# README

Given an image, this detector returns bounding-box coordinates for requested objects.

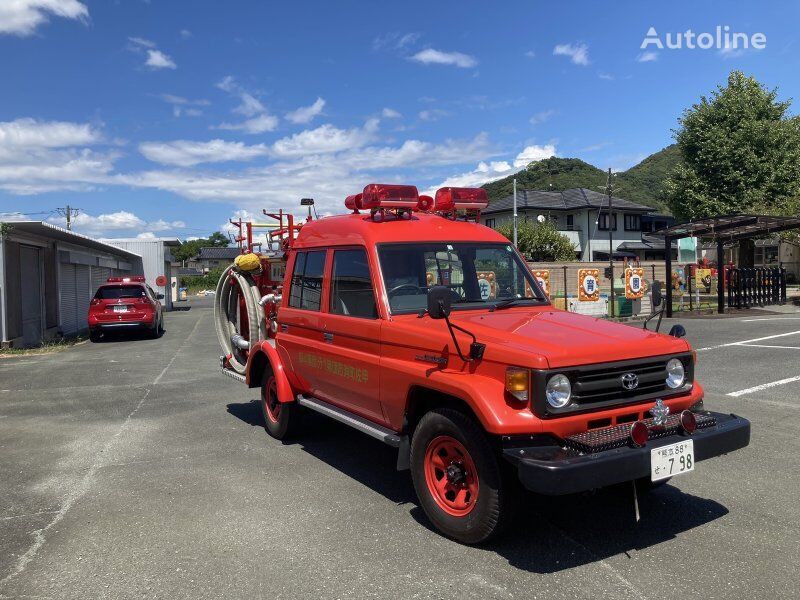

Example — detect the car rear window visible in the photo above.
[94,285,146,300]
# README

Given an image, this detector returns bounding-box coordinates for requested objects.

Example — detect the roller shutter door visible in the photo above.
[91,266,111,296]
[75,264,91,332]
[59,263,78,335]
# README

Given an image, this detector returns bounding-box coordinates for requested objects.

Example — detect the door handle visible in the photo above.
[323,332,334,344]
[280,323,289,332]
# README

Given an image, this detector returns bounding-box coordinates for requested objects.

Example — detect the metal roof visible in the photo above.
[653,214,800,241]
[618,234,678,251]
[1,221,141,259]
[483,187,656,215]
[101,237,182,246]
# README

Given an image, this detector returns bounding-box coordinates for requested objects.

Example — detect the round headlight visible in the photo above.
[546,374,572,408]
[666,358,685,389]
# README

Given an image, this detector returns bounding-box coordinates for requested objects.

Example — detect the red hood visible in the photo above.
[446,307,690,368]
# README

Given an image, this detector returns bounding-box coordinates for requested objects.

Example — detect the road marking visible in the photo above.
[153,312,205,385]
[695,330,800,352]
[740,317,800,322]
[727,375,800,397]
[738,344,800,350]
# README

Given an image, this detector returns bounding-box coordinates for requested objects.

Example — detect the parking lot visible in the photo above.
[1,300,799,599]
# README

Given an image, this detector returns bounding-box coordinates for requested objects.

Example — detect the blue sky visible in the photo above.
[1,0,799,240]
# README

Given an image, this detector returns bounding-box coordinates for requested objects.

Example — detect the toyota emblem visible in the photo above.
[621,372,639,390]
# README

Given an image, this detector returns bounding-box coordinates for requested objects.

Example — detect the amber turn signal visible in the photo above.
[505,367,530,402]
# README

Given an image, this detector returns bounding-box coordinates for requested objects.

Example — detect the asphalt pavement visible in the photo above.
[1,299,798,599]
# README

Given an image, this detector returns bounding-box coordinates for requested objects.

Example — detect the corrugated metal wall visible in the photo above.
[59,263,79,335]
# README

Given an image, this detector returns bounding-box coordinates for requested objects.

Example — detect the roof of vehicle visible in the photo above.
[293,212,510,249]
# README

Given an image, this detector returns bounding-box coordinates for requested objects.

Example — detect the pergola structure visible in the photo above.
[653,214,800,317]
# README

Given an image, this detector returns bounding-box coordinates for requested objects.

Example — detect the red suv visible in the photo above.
[88,277,164,341]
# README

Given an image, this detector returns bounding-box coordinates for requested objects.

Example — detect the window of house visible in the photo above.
[598,213,617,231]
[288,250,325,310]
[624,214,641,231]
[484,218,496,228]
[764,245,779,264]
[566,214,574,230]
[330,249,378,319]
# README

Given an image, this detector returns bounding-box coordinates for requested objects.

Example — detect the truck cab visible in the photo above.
[226,184,750,544]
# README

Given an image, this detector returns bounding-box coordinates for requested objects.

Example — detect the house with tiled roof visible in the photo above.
[480,188,676,261]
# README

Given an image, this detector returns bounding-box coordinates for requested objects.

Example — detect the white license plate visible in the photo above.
[113,305,128,313]
[650,439,694,482]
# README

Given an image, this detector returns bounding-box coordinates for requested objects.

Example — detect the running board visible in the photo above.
[220,367,246,384]
[296,395,405,448]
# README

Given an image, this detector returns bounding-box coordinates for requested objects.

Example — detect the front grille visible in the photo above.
[532,353,694,417]
[564,411,717,454]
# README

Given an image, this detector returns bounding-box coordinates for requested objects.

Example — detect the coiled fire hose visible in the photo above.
[214,262,267,374]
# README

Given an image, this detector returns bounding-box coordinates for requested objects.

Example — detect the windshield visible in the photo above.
[95,285,146,300]
[378,242,546,314]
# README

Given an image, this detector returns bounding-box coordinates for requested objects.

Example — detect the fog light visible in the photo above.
[505,367,530,402]
[631,421,648,447]
[680,410,697,434]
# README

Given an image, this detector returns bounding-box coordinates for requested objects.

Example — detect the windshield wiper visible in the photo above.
[490,297,528,311]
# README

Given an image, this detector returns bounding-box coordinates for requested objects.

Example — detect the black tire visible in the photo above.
[89,330,102,343]
[260,369,298,440]
[150,315,164,339]
[410,408,514,544]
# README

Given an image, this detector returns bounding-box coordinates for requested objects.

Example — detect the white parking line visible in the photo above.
[740,317,800,322]
[695,330,800,352]
[738,344,800,350]
[727,375,800,397]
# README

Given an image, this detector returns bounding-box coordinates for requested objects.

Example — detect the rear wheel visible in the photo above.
[410,408,513,544]
[89,330,102,343]
[260,371,298,440]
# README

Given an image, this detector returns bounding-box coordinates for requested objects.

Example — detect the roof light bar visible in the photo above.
[361,183,419,210]
[434,187,489,212]
[344,193,362,212]
[416,194,434,212]
[107,276,146,283]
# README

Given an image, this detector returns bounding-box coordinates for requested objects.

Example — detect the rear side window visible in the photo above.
[94,285,145,300]
[288,251,325,311]
[330,249,377,319]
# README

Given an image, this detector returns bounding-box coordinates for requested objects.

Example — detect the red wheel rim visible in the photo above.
[263,376,281,423]
[423,435,479,517]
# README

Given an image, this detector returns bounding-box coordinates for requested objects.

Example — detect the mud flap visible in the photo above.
[396,435,411,471]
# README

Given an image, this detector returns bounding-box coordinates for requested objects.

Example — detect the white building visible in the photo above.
[101,238,181,310]
[0,221,143,347]
[480,188,659,261]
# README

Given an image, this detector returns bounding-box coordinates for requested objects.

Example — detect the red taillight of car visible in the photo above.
[360,183,419,210]
[630,421,649,447]
[90,298,101,306]
[680,410,697,434]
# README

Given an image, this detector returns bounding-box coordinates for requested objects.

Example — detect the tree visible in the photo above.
[173,232,231,264]
[496,220,577,261]
[663,71,800,264]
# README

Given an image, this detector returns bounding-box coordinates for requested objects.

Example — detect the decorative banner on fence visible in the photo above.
[624,267,646,299]
[532,269,550,297]
[476,271,497,300]
[695,268,713,294]
[672,267,685,296]
[578,268,600,302]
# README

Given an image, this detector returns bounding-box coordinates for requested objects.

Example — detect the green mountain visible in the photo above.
[482,145,682,213]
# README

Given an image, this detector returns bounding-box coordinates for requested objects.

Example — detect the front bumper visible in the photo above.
[502,411,750,495]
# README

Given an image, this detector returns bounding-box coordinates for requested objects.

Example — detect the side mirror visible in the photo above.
[427,286,452,319]
[157,293,165,300]
[668,324,686,338]
[651,280,662,308]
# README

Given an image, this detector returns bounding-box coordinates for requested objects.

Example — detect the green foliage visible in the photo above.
[482,152,681,213]
[496,220,577,262]
[664,71,800,221]
[180,266,226,291]
[0,222,13,239]
[173,233,230,263]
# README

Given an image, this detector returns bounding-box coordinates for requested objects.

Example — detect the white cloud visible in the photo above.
[145,50,177,70]
[214,76,278,133]
[419,109,450,122]
[160,94,210,117]
[553,43,590,66]
[637,51,658,63]
[524,50,536,59]
[271,120,379,158]
[180,29,192,39]
[0,118,101,149]
[382,108,402,119]
[514,144,557,168]
[410,48,477,68]
[372,32,420,51]
[285,97,326,124]
[147,219,186,231]
[233,93,264,117]
[139,139,270,167]
[0,0,88,36]
[216,114,279,134]
[598,72,615,80]
[136,232,157,239]
[48,211,146,233]
[423,161,513,195]
[529,109,556,126]
[128,37,177,70]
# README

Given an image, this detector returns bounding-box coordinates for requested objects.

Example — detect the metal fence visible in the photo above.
[728,267,787,309]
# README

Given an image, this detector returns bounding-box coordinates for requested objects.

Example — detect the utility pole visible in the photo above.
[513,178,518,248]
[56,205,80,230]
[605,168,615,318]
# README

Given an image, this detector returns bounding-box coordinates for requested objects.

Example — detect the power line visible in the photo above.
[55,205,81,230]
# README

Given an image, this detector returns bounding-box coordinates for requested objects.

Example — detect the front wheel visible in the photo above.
[260,371,298,440]
[410,408,514,544]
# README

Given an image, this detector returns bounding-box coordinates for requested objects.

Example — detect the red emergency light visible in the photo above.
[345,193,362,212]
[107,276,146,283]
[416,194,434,212]
[434,187,489,213]
[361,183,419,210]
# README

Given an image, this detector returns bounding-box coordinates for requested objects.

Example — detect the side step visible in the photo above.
[296,395,405,448]
[220,367,246,384]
